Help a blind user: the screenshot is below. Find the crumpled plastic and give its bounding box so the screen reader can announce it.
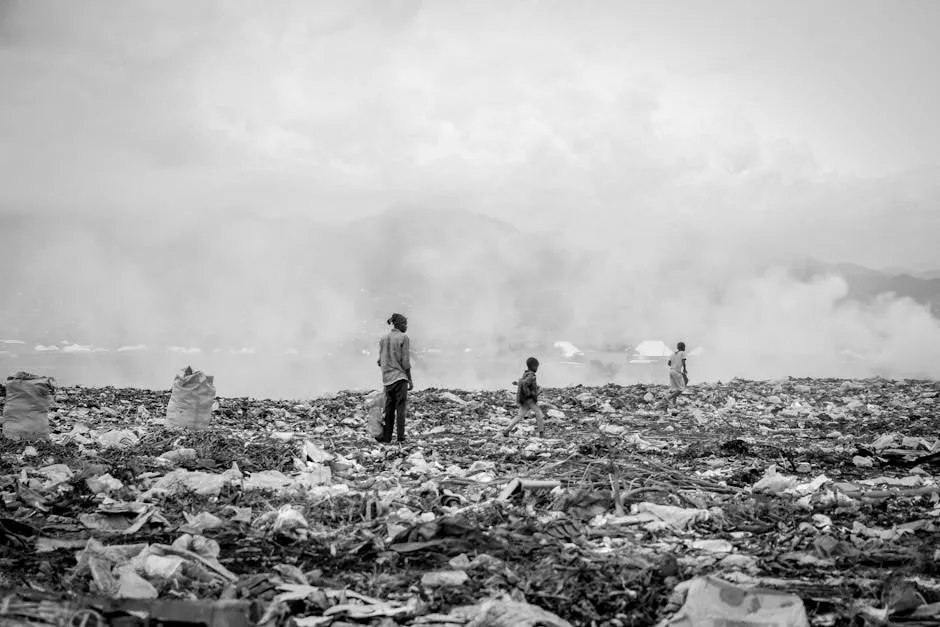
[753,466,830,497]
[243,470,293,492]
[180,511,224,534]
[663,576,809,627]
[86,473,124,494]
[421,570,469,587]
[413,595,573,627]
[256,504,309,542]
[638,502,713,530]
[74,536,237,598]
[36,464,74,487]
[141,464,243,499]
[592,502,713,531]
[97,429,140,449]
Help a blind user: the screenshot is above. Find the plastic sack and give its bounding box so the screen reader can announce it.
[165,366,216,431]
[1,372,55,441]
[366,388,411,439]
[366,390,385,438]
[665,577,809,627]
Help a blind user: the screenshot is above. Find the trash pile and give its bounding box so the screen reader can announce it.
[1,376,940,626]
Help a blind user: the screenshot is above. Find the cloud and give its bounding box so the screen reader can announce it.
[1,2,939,395]
[1,1,937,225]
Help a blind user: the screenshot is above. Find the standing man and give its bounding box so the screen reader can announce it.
[377,313,413,443]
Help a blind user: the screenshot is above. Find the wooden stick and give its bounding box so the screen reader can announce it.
[620,486,671,500]
[609,473,625,516]
[518,479,562,490]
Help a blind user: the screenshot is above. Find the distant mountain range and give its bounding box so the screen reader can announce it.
[1,207,938,346]
[786,258,940,316]
[881,267,940,280]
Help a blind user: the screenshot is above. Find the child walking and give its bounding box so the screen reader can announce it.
[667,341,688,407]
[503,357,545,438]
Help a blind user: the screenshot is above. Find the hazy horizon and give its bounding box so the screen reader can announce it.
[2,0,939,395]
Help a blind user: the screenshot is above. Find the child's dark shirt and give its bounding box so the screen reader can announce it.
[517,370,539,405]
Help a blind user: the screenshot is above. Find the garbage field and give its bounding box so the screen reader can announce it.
[2,377,940,626]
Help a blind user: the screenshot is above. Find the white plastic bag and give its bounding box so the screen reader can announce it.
[666,577,809,627]
[366,388,410,440]
[366,390,385,439]
[97,429,140,449]
[2,372,55,441]
[165,366,216,431]
[418,595,573,627]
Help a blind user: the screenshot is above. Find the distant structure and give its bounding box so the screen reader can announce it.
[553,341,584,360]
[632,340,672,360]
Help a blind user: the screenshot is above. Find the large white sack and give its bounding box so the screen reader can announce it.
[366,390,385,439]
[2,372,55,441]
[365,388,409,439]
[165,366,216,431]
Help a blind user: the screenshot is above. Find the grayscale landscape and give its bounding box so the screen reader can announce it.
[1,1,939,625]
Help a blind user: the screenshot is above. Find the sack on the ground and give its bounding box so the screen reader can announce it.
[366,389,410,439]
[166,366,216,431]
[366,390,385,438]
[666,576,808,627]
[1,372,55,441]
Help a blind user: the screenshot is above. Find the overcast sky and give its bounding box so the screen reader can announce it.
[1,0,938,267]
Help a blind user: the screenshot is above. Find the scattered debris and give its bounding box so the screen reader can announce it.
[0,378,939,626]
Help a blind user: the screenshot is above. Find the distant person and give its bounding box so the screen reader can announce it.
[667,341,688,406]
[377,313,413,444]
[503,356,545,438]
